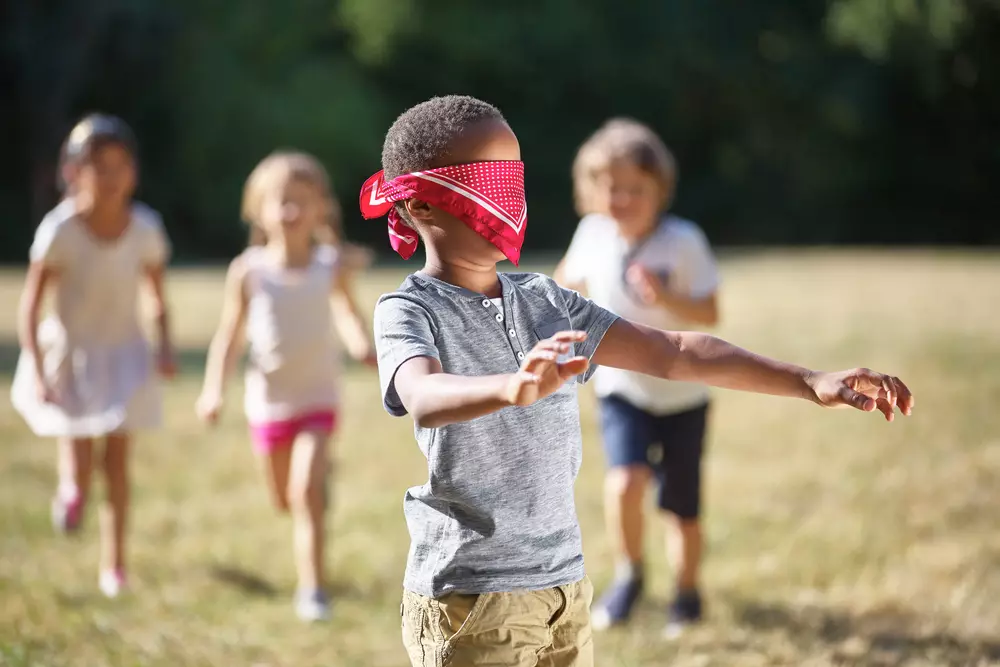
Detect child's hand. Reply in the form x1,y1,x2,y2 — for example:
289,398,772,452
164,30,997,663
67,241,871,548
157,345,177,379
506,332,590,407
625,265,670,306
808,368,914,421
195,390,223,426
35,374,59,405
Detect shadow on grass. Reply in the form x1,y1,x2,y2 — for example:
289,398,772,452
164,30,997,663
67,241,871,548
207,565,278,598
731,599,1000,666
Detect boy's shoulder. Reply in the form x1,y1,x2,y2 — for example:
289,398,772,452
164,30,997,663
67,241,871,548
502,271,561,293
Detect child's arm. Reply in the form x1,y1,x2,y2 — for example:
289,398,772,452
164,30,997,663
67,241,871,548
145,264,175,377
392,333,588,429
625,265,718,325
375,296,590,429
592,319,913,420
552,256,585,294
330,270,375,365
17,262,56,401
196,257,249,424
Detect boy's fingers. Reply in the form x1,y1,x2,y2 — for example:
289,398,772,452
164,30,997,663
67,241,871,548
522,351,557,373
532,340,571,355
549,331,587,343
838,384,876,412
875,397,895,422
558,356,590,378
890,376,914,414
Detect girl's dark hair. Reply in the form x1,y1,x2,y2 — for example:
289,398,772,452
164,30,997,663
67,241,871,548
58,113,138,192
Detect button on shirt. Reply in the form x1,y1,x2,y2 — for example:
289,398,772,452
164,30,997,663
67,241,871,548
374,272,619,597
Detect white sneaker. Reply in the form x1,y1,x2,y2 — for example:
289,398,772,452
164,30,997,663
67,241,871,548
295,589,331,622
99,569,127,598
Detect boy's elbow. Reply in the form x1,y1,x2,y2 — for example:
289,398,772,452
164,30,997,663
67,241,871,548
410,406,444,429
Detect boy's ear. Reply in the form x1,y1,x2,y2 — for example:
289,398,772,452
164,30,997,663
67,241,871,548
404,198,435,222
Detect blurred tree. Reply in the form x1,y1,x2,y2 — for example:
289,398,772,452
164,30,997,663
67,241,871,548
1,0,998,261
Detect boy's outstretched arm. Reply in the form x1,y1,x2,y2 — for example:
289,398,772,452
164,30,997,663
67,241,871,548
592,319,913,420
391,333,588,429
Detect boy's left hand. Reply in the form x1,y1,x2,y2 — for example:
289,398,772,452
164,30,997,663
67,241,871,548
808,368,913,421
157,345,177,379
625,265,670,306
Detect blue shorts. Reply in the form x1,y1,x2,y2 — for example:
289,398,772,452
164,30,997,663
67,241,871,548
598,395,709,519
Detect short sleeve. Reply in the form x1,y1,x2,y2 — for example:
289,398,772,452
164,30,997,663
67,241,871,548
135,206,171,268
373,296,441,416
675,224,719,298
560,215,601,286
559,287,620,383
29,213,72,268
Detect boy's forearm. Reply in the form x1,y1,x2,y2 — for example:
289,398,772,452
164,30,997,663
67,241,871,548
669,331,814,401
405,372,513,428
595,320,814,402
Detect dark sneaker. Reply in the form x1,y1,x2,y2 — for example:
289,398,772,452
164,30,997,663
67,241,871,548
664,589,703,638
591,577,644,630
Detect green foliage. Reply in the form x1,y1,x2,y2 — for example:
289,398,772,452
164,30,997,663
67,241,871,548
2,0,998,261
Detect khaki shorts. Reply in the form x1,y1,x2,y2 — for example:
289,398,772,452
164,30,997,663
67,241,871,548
401,576,594,667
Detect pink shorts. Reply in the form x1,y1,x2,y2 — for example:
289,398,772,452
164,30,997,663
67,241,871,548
249,409,337,454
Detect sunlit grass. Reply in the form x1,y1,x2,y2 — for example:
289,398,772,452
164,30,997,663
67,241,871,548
0,251,998,666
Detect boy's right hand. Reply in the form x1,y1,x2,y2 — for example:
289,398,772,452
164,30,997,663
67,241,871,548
195,390,223,426
506,331,589,407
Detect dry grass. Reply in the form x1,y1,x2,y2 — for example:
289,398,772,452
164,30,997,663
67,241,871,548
0,250,998,667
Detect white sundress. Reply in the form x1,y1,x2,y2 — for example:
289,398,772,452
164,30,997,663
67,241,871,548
11,200,170,438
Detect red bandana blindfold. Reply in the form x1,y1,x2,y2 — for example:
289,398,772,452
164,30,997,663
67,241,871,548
359,160,527,265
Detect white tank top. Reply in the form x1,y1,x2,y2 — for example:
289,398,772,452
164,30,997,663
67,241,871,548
243,245,341,422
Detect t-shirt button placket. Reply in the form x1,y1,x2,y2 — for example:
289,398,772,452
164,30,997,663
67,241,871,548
482,299,491,308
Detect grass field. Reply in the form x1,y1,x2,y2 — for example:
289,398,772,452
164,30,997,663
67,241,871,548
1,251,998,667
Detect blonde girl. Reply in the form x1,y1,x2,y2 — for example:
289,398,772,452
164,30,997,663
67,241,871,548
196,151,374,621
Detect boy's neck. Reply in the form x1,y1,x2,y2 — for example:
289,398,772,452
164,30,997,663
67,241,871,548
421,254,501,298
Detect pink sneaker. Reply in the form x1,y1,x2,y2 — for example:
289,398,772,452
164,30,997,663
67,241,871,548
99,569,127,598
50,491,83,534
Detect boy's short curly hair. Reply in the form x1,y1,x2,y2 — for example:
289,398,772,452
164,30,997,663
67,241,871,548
381,95,507,180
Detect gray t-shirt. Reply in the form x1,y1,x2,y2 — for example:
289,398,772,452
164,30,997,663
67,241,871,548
374,272,619,597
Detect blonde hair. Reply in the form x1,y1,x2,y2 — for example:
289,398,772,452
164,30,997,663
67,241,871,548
572,118,677,216
241,151,343,246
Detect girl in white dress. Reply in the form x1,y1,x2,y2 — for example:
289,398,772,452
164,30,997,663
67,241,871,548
196,151,374,621
12,114,175,598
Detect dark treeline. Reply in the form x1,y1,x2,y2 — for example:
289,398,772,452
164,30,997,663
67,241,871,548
2,0,998,261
